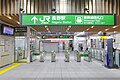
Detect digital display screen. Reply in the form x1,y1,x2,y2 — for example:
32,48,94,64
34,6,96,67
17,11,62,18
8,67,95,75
48,35,58,38
2,25,14,36
42,35,48,39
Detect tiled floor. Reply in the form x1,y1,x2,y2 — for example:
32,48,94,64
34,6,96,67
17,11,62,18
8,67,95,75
0,52,120,80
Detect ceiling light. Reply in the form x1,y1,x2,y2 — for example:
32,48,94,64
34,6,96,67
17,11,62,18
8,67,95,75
113,26,117,28
7,16,12,19
17,22,20,24
86,28,89,31
67,28,70,31
68,26,71,28
114,31,117,33
46,28,49,31
91,26,94,28
45,26,48,28
105,29,109,31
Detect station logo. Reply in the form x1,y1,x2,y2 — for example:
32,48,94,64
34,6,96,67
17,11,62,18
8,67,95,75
31,16,50,24
39,16,50,24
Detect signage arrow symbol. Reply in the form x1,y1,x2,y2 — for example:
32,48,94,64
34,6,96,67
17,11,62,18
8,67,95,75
31,16,38,24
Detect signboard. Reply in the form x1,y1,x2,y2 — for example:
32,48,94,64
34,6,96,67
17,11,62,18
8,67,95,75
42,35,74,39
15,27,27,33
59,35,74,38
21,14,115,26
100,36,108,39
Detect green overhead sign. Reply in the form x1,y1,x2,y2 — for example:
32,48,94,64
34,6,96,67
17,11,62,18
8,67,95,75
21,14,115,26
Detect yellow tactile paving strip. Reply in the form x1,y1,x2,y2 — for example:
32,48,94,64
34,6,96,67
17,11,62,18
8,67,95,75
0,63,21,75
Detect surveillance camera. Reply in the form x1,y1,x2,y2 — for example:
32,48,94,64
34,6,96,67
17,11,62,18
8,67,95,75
84,8,89,11
23,10,25,13
87,11,89,13
20,8,23,11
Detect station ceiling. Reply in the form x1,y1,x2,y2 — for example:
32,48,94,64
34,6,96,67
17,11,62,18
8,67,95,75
0,15,120,33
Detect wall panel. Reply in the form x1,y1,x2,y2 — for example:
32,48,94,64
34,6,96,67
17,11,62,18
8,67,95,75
0,0,120,16
106,0,108,13
114,0,116,14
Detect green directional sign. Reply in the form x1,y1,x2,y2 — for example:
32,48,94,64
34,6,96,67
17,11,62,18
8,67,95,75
21,14,115,26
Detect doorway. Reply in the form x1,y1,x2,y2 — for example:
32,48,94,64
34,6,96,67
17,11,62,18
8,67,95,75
15,36,27,63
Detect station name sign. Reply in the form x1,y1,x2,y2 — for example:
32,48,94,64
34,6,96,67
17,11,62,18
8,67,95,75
21,14,115,26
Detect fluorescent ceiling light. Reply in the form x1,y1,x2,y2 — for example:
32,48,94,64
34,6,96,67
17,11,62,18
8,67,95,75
46,28,49,31
105,29,109,31
7,16,12,19
114,31,117,33
91,26,94,28
98,31,102,33
45,26,48,28
17,21,20,24
67,28,70,30
86,28,90,31
68,26,71,28
113,26,117,28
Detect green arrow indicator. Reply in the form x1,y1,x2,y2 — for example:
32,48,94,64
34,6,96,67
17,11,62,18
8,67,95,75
31,16,38,24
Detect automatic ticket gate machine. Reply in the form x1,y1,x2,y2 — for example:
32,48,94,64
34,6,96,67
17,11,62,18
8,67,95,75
51,51,56,62
64,51,70,62
74,51,81,62
40,51,44,62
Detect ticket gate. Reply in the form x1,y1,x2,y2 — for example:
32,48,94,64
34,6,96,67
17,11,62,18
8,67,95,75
74,51,81,62
64,51,70,62
40,51,44,62
51,51,56,62
83,52,92,62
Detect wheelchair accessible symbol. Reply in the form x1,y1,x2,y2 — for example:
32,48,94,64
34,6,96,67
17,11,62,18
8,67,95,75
75,16,83,24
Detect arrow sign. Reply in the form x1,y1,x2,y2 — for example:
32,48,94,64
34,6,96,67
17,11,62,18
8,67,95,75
31,16,38,24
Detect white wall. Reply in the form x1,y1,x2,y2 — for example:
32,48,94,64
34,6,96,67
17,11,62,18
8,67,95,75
43,42,59,52
0,35,14,67
15,37,25,50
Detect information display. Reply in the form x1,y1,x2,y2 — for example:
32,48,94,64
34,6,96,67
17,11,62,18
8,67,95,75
21,14,115,26
42,35,74,39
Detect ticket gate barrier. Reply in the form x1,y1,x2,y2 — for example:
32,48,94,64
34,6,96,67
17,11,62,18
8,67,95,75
75,52,81,62
82,53,92,62
64,51,70,62
30,50,40,62
51,51,56,62
40,51,44,62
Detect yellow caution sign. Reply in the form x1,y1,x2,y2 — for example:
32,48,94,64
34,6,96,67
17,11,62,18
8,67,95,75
100,36,108,39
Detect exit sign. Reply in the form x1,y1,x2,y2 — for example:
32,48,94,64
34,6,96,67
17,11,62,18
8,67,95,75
21,14,115,26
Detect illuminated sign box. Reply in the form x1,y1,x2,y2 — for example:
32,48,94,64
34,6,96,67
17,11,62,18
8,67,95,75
42,35,74,39
21,14,115,26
